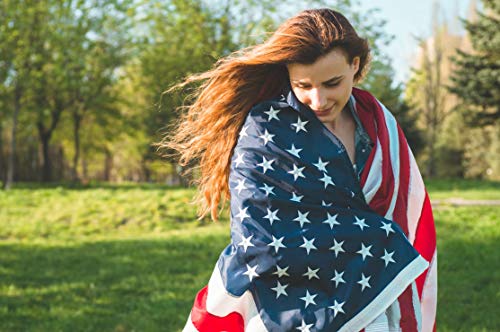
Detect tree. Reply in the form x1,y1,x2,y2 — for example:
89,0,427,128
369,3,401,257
405,2,462,177
1,0,135,182
449,0,500,125
64,1,133,181
0,0,47,187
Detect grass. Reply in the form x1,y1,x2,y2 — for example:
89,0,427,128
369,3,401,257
0,180,498,331
435,205,499,331
425,179,500,200
0,227,229,332
0,184,215,242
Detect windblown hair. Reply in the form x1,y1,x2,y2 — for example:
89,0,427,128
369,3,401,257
159,8,371,221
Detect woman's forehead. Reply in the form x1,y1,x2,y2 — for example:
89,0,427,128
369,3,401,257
287,49,350,83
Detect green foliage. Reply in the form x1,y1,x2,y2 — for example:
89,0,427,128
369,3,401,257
462,124,500,180
1,0,421,183
0,0,135,182
404,29,451,178
449,1,500,125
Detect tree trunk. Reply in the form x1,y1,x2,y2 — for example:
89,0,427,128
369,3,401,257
36,103,63,182
81,154,89,183
141,157,150,182
57,145,65,181
72,111,82,182
38,128,52,182
0,120,4,184
426,126,437,178
5,84,21,189
103,149,113,181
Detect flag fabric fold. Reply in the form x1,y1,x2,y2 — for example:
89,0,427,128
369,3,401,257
183,87,436,332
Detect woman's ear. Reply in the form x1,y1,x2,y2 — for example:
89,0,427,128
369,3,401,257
352,56,360,73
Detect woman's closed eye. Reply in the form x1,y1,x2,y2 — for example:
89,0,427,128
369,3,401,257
324,80,342,87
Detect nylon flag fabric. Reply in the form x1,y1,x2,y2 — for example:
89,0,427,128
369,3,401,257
183,87,435,332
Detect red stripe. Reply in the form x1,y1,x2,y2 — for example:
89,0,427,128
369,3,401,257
354,88,377,186
353,88,395,217
413,193,436,297
352,88,378,147
191,285,245,332
398,286,418,332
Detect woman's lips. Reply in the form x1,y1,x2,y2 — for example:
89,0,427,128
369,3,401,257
313,106,333,117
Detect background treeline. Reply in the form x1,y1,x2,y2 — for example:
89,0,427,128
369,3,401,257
1,0,498,188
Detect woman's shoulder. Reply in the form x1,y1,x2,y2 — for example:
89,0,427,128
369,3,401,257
244,94,297,126
237,93,305,149
352,87,395,119
352,87,378,107
248,95,289,115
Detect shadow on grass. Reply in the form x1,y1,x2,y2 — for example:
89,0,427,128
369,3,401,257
0,233,229,332
1,225,498,331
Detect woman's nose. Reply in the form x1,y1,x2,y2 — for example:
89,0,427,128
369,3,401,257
309,88,327,110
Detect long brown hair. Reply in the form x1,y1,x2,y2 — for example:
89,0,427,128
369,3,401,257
159,8,371,221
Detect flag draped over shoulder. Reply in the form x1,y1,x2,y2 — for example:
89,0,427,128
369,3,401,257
353,88,437,332
183,88,436,332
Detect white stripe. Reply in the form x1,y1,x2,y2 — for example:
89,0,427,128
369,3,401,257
407,148,426,244
363,138,383,203
385,299,402,330
206,266,268,331
182,313,199,332
364,312,395,332
421,251,438,332
340,255,429,332
378,101,400,220
412,281,423,331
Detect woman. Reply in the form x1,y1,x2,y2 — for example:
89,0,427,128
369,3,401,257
162,8,437,332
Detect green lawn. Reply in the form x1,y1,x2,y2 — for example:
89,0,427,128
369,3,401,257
0,180,498,331
425,179,500,200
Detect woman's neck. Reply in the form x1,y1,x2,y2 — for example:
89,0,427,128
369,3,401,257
325,104,351,133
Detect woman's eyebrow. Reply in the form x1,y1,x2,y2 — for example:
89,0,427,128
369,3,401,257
291,75,344,85
323,75,344,84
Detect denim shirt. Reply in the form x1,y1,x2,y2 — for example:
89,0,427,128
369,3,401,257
346,95,373,179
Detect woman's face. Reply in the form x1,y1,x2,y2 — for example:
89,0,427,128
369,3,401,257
287,48,360,129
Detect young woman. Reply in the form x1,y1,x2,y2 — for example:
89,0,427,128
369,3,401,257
162,8,437,332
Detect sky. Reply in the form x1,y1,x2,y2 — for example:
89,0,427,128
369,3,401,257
355,0,473,85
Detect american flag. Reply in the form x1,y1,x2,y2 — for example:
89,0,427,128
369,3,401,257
183,87,436,332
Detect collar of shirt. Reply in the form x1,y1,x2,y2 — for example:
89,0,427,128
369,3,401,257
282,85,373,177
